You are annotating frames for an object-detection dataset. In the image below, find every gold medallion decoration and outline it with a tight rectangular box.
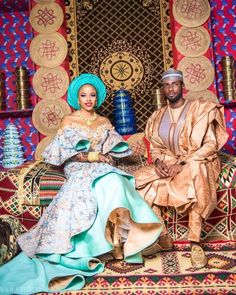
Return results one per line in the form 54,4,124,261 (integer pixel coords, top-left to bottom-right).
99,51,144,91
30,2,64,34
173,0,210,27
65,0,172,80
35,136,54,160
184,90,219,103
32,66,69,100
90,39,153,98
177,56,215,91
32,98,71,136
175,26,210,57
29,32,68,68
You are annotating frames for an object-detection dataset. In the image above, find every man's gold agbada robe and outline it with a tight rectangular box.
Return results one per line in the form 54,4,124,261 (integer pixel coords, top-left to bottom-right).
134,99,228,242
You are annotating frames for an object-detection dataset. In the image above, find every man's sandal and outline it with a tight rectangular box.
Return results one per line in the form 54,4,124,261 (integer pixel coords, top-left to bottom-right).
190,244,207,269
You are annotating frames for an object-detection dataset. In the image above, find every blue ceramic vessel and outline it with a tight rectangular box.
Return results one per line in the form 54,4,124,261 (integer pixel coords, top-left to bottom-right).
113,89,136,135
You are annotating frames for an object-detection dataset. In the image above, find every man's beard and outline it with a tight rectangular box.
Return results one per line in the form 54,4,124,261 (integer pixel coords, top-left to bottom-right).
165,91,183,104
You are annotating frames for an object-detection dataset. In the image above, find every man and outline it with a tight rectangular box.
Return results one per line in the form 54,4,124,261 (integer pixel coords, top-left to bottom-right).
134,68,228,269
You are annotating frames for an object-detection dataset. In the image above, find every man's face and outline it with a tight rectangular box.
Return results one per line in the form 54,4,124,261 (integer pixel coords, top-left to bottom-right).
162,78,183,103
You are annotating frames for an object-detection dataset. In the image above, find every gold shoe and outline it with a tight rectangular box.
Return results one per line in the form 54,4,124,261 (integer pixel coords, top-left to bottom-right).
142,234,173,256
190,244,207,269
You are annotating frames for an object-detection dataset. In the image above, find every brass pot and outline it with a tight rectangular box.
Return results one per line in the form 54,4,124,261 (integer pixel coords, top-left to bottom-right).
222,80,235,87
222,70,235,79
152,88,166,110
16,83,30,90
221,56,235,66
17,100,31,110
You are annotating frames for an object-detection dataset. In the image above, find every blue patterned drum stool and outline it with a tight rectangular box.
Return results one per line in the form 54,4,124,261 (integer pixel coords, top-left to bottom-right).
113,89,137,135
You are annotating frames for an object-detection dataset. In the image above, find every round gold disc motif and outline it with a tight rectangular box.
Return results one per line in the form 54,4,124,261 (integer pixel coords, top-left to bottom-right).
99,52,144,91
173,0,210,27
177,56,215,91
175,26,210,57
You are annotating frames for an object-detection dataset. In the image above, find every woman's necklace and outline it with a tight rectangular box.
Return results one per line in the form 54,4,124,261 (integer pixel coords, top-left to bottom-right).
77,111,97,126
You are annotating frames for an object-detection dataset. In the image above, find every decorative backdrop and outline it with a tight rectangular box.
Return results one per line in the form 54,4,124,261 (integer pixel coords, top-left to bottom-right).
65,0,173,131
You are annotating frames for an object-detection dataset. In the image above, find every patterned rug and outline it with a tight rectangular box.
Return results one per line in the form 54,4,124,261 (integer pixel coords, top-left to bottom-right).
37,241,236,295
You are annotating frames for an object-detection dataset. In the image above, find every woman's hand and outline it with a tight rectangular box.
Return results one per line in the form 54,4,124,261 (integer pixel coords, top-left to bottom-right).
75,152,114,165
99,154,115,165
74,152,88,162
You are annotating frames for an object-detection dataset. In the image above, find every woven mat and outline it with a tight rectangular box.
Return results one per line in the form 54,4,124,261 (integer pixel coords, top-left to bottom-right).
36,241,236,294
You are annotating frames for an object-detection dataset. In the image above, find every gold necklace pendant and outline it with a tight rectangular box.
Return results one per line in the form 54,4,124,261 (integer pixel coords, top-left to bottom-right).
86,120,92,126
77,111,97,125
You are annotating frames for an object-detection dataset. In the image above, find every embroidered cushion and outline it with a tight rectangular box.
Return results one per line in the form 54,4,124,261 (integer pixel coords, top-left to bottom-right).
0,215,23,265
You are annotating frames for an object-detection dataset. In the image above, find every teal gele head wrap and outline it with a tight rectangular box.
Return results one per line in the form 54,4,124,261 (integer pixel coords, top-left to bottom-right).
67,73,107,110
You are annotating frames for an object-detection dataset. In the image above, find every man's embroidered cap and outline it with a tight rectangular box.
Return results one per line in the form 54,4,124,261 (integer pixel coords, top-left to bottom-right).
67,73,107,110
161,68,183,81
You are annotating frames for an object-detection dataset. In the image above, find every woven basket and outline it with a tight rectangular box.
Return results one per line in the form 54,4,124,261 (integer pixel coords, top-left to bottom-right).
30,2,64,34
32,66,69,99
177,56,215,91
173,0,210,27
175,26,210,57
32,98,71,136
30,32,68,68
35,136,55,160
184,90,219,103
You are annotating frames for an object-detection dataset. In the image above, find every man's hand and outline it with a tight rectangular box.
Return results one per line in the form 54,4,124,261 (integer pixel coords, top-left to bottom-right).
154,161,183,178
168,163,183,177
154,160,169,178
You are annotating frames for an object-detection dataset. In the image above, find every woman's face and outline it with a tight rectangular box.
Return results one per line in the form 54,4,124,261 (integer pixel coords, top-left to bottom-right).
78,84,97,112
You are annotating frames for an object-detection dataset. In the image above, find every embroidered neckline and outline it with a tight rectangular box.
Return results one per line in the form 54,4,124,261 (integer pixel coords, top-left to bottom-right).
59,122,114,149
168,100,187,124
61,121,113,132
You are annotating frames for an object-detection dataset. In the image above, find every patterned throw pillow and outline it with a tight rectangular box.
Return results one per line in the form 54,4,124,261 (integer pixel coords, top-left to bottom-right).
0,216,24,265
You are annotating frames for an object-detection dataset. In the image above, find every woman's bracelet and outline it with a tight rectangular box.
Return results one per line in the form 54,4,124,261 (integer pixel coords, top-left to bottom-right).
87,152,100,162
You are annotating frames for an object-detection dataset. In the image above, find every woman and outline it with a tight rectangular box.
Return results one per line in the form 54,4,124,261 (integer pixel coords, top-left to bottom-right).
0,73,162,294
